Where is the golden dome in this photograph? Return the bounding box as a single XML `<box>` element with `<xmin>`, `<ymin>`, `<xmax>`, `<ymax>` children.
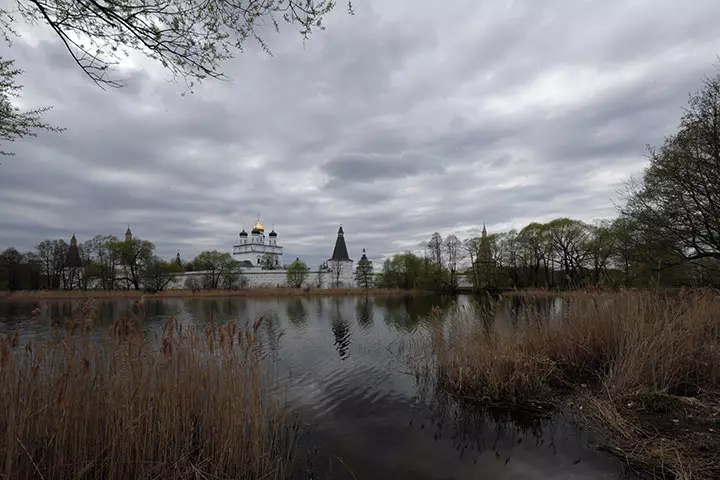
<box><xmin>253</xmin><ymin>220</ymin><xmax>265</xmax><ymax>232</ymax></box>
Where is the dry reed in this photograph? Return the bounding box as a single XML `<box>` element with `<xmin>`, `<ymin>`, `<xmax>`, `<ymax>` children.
<box><xmin>0</xmin><ymin>302</ymin><xmax>296</xmax><ymax>480</ymax></box>
<box><xmin>413</xmin><ymin>290</ymin><xmax>720</xmax><ymax>478</ymax></box>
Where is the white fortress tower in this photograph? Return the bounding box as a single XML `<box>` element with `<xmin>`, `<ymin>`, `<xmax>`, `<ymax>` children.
<box><xmin>232</xmin><ymin>215</ymin><xmax>283</xmax><ymax>268</ymax></box>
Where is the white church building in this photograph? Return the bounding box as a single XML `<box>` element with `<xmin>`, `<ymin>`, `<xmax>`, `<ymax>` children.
<box><xmin>170</xmin><ymin>218</ymin><xmax>359</xmax><ymax>288</ymax></box>
<box><xmin>232</xmin><ymin>217</ymin><xmax>283</xmax><ymax>269</ymax></box>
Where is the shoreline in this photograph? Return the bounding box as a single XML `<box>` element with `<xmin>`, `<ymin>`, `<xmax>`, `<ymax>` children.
<box><xmin>412</xmin><ymin>290</ymin><xmax>720</xmax><ymax>479</ymax></box>
<box><xmin>0</xmin><ymin>287</ymin><xmax>423</xmax><ymax>301</ymax></box>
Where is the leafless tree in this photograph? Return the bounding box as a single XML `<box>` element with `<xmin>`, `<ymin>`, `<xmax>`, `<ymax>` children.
<box><xmin>444</xmin><ymin>234</ymin><xmax>461</xmax><ymax>290</ymax></box>
<box><xmin>427</xmin><ymin>232</ymin><xmax>443</xmax><ymax>267</ymax></box>
<box><xmin>6</xmin><ymin>0</ymin><xmax>352</xmax><ymax>90</ymax></box>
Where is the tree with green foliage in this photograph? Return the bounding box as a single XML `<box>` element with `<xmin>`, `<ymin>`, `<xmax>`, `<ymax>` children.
<box><xmin>192</xmin><ymin>250</ymin><xmax>241</xmax><ymax>289</ymax></box>
<box><xmin>286</xmin><ymin>257</ymin><xmax>309</xmax><ymax>288</ymax></box>
<box><xmin>82</xmin><ymin>235</ymin><xmax>120</xmax><ymax>290</ymax></box>
<box><xmin>142</xmin><ymin>256</ymin><xmax>184</xmax><ymax>292</ymax></box>
<box><xmin>623</xmin><ymin>72</ymin><xmax>720</xmax><ymax>270</ymax></box>
<box><xmin>515</xmin><ymin>222</ymin><xmax>550</xmax><ymax>288</ymax></box>
<box><xmin>419</xmin><ymin>257</ymin><xmax>450</xmax><ymax>291</ymax></box>
<box><xmin>108</xmin><ymin>238</ymin><xmax>155</xmax><ymax>290</ymax></box>
<box><xmin>377</xmin><ymin>252</ymin><xmax>449</xmax><ymax>291</ymax></box>
<box><xmin>379</xmin><ymin>253</ymin><xmax>420</xmax><ymax>290</ymax></box>
<box><xmin>354</xmin><ymin>251</ymin><xmax>374</xmax><ymax>289</ymax></box>
<box><xmin>585</xmin><ymin>220</ymin><xmax>616</xmax><ymax>286</ymax></box>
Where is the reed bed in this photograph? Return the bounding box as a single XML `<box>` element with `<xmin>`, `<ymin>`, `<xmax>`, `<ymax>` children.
<box><xmin>0</xmin><ymin>303</ymin><xmax>296</xmax><ymax>480</ymax></box>
<box><xmin>412</xmin><ymin>290</ymin><xmax>720</xmax><ymax>478</ymax></box>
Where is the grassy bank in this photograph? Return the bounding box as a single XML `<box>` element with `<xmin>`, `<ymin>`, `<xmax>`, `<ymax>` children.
<box><xmin>410</xmin><ymin>290</ymin><xmax>720</xmax><ymax>479</ymax></box>
<box><xmin>0</xmin><ymin>287</ymin><xmax>416</xmax><ymax>301</ymax></box>
<box><xmin>0</xmin><ymin>307</ymin><xmax>295</xmax><ymax>479</ymax></box>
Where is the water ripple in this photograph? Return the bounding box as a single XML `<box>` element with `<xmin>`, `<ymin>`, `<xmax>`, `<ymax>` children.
<box><xmin>2</xmin><ymin>295</ymin><xmax>640</xmax><ymax>480</ymax></box>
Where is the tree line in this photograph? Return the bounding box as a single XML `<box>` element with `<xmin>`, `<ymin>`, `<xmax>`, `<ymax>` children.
<box><xmin>0</xmin><ymin>233</ymin><xmax>247</xmax><ymax>292</ymax></box>
<box><xmin>0</xmin><ymin>233</ymin><xmax>377</xmax><ymax>292</ymax></box>
<box><xmin>379</xmin><ymin>71</ymin><xmax>720</xmax><ymax>292</ymax></box>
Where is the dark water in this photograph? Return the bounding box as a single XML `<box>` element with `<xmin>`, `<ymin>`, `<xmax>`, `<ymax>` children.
<box><xmin>0</xmin><ymin>295</ymin><xmax>635</xmax><ymax>479</ymax></box>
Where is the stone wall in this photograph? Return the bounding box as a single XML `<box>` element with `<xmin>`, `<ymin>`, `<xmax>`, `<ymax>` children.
<box><xmin>76</xmin><ymin>268</ymin><xmax>474</xmax><ymax>291</ymax></box>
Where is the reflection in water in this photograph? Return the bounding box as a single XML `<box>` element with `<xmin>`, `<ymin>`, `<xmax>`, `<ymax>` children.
<box><xmin>182</xmin><ymin>298</ymin><xmax>249</xmax><ymax>325</ymax></box>
<box><xmin>330</xmin><ymin>299</ymin><xmax>351</xmax><ymax>360</ymax></box>
<box><xmin>409</xmin><ymin>363</ymin><xmax>639</xmax><ymax>480</ymax></box>
<box><xmin>355</xmin><ymin>297</ymin><xmax>374</xmax><ymax>331</ymax></box>
<box><xmin>286</xmin><ymin>299</ymin><xmax>309</xmax><ymax>329</ymax></box>
<box><xmin>0</xmin><ymin>294</ymin><xmax>634</xmax><ymax>479</ymax></box>
<box><xmin>259</xmin><ymin>311</ymin><xmax>283</xmax><ymax>362</ymax></box>
<box><xmin>376</xmin><ymin>295</ymin><xmax>456</xmax><ymax>333</ymax></box>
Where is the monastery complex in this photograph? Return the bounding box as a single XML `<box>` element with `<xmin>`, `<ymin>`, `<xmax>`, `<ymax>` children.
<box><xmin>170</xmin><ymin>216</ymin><xmax>359</xmax><ymax>289</ymax></box>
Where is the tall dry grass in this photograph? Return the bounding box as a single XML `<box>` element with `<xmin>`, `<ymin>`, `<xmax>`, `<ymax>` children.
<box><xmin>0</xmin><ymin>304</ymin><xmax>296</xmax><ymax>480</ymax></box>
<box><xmin>423</xmin><ymin>290</ymin><xmax>720</xmax><ymax>403</ymax></box>
<box><xmin>409</xmin><ymin>290</ymin><xmax>720</xmax><ymax>478</ymax></box>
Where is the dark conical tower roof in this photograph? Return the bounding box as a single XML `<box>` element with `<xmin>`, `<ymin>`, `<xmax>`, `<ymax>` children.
<box><xmin>65</xmin><ymin>234</ymin><xmax>82</xmax><ymax>268</ymax></box>
<box><xmin>328</xmin><ymin>225</ymin><xmax>352</xmax><ymax>262</ymax></box>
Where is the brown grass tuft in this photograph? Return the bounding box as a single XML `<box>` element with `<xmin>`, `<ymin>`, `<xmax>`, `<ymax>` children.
<box><xmin>413</xmin><ymin>290</ymin><xmax>720</xmax><ymax>478</ymax></box>
<box><xmin>0</xmin><ymin>307</ymin><xmax>295</xmax><ymax>479</ymax></box>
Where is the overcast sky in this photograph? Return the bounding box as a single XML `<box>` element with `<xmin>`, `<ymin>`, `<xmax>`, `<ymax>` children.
<box><xmin>2</xmin><ymin>0</ymin><xmax>720</xmax><ymax>268</ymax></box>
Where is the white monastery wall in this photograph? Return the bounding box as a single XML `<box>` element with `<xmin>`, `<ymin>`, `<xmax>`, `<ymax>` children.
<box><xmin>167</xmin><ymin>268</ymin><xmax>357</xmax><ymax>290</ymax></box>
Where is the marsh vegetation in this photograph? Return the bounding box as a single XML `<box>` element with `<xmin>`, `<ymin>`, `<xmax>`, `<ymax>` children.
<box><xmin>0</xmin><ymin>303</ymin><xmax>295</xmax><ymax>479</ymax></box>
<box><xmin>406</xmin><ymin>290</ymin><xmax>720</xmax><ymax>479</ymax></box>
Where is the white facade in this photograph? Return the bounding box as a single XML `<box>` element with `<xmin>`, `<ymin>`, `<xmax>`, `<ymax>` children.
<box><xmin>232</xmin><ymin>218</ymin><xmax>282</xmax><ymax>268</ymax></box>
<box><xmin>325</xmin><ymin>259</ymin><xmax>354</xmax><ymax>287</ymax></box>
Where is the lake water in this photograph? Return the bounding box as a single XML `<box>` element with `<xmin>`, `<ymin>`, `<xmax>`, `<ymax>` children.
<box><xmin>0</xmin><ymin>294</ymin><xmax>637</xmax><ymax>479</ymax></box>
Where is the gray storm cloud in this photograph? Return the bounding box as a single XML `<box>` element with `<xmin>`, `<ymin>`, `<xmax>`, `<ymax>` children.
<box><xmin>2</xmin><ymin>0</ymin><xmax>720</xmax><ymax>268</ymax></box>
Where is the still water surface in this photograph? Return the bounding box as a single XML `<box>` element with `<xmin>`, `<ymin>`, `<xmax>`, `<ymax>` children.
<box><xmin>0</xmin><ymin>295</ymin><xmax>636</xmax><ymax>479</ymax></box>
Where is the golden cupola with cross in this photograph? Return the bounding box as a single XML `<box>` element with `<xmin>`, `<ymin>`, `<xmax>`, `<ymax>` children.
<box><xmin>251</xmin><ymin>216</ymin><xmax>265</xmax><ymax>234</ymax></box>
<box><xmin>233</xmin><ymin>214</ymin><xmax>282</xmax><ymax>268</ymax></box>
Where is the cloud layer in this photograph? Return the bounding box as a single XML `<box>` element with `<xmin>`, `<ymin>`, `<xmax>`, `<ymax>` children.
<box><xmin>2</xmin><ymin>0</ymin><xmax>720</xmax><ymax>268</ymax></box>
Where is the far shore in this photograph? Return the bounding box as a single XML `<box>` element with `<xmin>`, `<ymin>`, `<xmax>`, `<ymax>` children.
<box><xmin>0</xmin><ymin>287</ymin><xmax>424</xmax><ymax>301</ymax></box>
